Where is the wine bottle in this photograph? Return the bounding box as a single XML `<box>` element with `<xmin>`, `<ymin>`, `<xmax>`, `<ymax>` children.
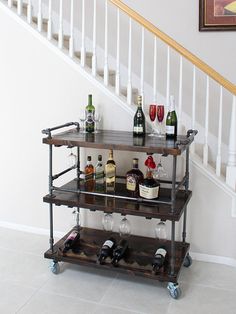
<box><xmin>133</xmin><ymin>95</ymin><xmax>146</xmax><ymax>136</ymax></box>
<box><xmin>63</xmin><ymin>229</ymin><xmax>80</xmax><ymax>253</ymax></box>
<box><xmin>111</xmin><ymin>239</ymin><xmax>128</xmax><ymax>267</ymax></box>
<box><xmin>85</xmin><ymin>94</ymin><xmax>95</xmax><ymax>133</ymax></box>
<box><xmin>105</xmin><ymin>150</ymin><xmax>116</xmax><ymax>192</ymax></box>
<box><xmin>126</xmin><ymin>158</ymin><xmax>144</xmax><ymax>194</ymax></box>
<box><xmin>97</xmin><ymin>237</ymin><xmax>116</xmax><ymax>264</ymax></box>
<box><xmin>95</xmin><ymin>155</ymin><xmax>104</xmax><ymax>186</ymax></box>
<box><xmin>166</xmin><ymin>95</ymin><xmax>178</xmax><ymax>140</ymax></box>
<box><xmin>139</xmin><ymin>156</ymin><xmax>160</xmax><ymax>199</ymax></box>
<box><xmin>152</xmin><ymin>247</ymin><xmax>167</xmax><ymax>273</ymax></box>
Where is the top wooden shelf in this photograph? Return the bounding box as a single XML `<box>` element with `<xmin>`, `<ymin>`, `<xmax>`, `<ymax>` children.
<box><xmin>43</xmin><ymin>128</ymin><xmax>196</xmax><ymax>156</ymax></box>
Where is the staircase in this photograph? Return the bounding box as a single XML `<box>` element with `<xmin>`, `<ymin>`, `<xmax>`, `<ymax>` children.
<box><xmin>1</xmin><ymin>0</ymin><xmax>236</xmax><ymax>208</ymax></box>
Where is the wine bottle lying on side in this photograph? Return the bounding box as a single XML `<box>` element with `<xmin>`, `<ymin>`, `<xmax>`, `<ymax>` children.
<box><xmin>97</xmin><ymin>237</ymin><xmax>116</xmax><ymax>265</ymax></box>
<box><xmin>111</xmin><ymin>239</ymin><xmax>129</xmax><ymax>267</ymax></box>
<box><xmin>62</xmin><ymin>229</ymin><xmax>80</xmax><ymax>254</ymax></box>
<box><xmin>152</xmin><ymin>246</ymin><xmax>167</xmax><ymax>274</ymax></box>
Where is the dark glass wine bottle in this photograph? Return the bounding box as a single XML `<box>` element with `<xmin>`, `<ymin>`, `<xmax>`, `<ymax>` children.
<box><xmin>111</xmin><ymin>239</ymin><xmax>128</xmax><ymax>267</ymax></box>
<box><xmin>166</xmin><ymin>95</ymin><xmax>178</xmax><ymax>140</ymax></box>
<box><xmin>85</xmin><ymin>94</ymin><xmax>95</xmax><ymax>133</ymax></box>
<box><xmin>97</xmin><ymin>237</ymin><xmax>116</xmax><ymax>264</ymax></box>
<box><xmin>152</xmin><ymin>247</ymin><xmax>167</xmax><ymax>273</ymax></box>
<box><xmin>63</xmin><ymin>229</ymin><xmax>80</xmax><ymax>253</ymax></box>
<box><xmin>133</xmin><ymin>95</ymin><xmax>146</xmax><ymax>136</ymax></box>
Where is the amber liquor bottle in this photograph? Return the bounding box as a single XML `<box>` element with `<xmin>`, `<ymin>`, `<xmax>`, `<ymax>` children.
<box><xmin>126</xmin><ymin>158</ymin><xmax>144</xmax><ymax>195</ymax></box>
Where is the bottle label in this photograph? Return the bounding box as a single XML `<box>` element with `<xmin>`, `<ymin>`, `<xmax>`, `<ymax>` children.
<box><xmin>126</xmin><ymin>176</ymin><xmax>136</xmax><ymax>191</ymax></box>
<box><xmin>103</xmin><ymin>240</ymin><xmax>114</xmax><ymax>248</ymax></box>
<box><xmin>166</xmin><ymin>125</ymin><xmax>175</xmax><ymax>135</ymax></box>
<box><xmin>133</xmin><ymin>126</ymin><xmax>143</xmax><ymax>133</ymax></box>
<box><xmin>67</xmin><ymin>231</ymin><xmax>78</xmax><ymax>241</ymax></box>
<box><xmin>155</xmin><ymin>248</ymin><xmax>167</xmax><ymax>257</ymax></box>
<box><xmin>85</xmin><ymin>173</ymin><xmax>93</xmax><ymax>181</ymax></box>
<box><xmin>105</xmin><ymin>164</ymin><xmax>116</xmax><ymax>183</ymax></box>
<box><xmin>95</xmin><ymin>170</ymin><xmax>104</xmax><ymax>181</ymax></box>
<box><xmin>139</xmin><ymin>184</ymin><xmax>159</xmax><ymax>199</ymax></box>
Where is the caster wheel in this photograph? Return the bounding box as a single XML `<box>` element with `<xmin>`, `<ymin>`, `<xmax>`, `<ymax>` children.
<box><xmin>167</xmin><ymin>282</ymin><xmax>181</xmax><ymax>299</ymax></box>
<box><xmin>50</xmin><ymin>261</ymin><xmax>60</xmax><ymax>274</ymax></box>
<box><xmin>183</xmin><ymin>254</ymin><xmax>192</xmax><ymax>268</ymax></box>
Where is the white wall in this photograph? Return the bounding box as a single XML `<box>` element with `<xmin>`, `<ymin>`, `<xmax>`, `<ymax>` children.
<box><xmin>0</xmin><ymin>3</ymin><xmax>236</xmax><ymax>264</ymax></box>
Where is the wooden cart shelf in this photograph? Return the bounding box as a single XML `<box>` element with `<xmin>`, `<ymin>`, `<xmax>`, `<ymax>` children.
<box><xmin>43</xmin><ymin>178</ymin><xmax>192</xmax><ymax>221</ymax></box>
<box><xmin>44</xmin><ymin>227</ymin><xmax>190</xmax><ymax>283</ymax></box>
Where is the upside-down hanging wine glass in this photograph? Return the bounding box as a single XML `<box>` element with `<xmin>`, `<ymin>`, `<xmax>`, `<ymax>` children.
<box><xmin>119</xmin><ymin>216</ymin><xmax>131</xmax><ymax>237</ymax></box>
<box><xmin>155</xmin><ymin>221</ymin><xmax>167</xmax><ymax>240</ymax></box>
<box><xmin>102</xmin><ymin>213</ymin><xmax>114</xmax><ymax>232</ymax></box>
<box><xmin>68</xmin><ymin>148</ymin><xmax>77</xmax><ymax>168</ymax></box>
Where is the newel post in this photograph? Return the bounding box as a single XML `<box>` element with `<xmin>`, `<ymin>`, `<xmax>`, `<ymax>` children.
<box><xmin>226</xmin><ymin>95</ymin><xmax>236</xmax><ymax>191</ymax></box>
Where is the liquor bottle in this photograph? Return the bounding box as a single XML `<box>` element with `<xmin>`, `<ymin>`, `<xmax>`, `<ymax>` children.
<box><xmin>95</xmin><ymin>155</ymin><xmax>104</xmax><ymax>185</ymax></box>
<box><xmin>63</xmin><ymin>229</ymin><xmax>80</xmax><ymax>253</ymax></box>
<box><xmin>126</xmin><ymin>158</ymin><xmax>144</xmax><ymax>194</ymax></box>
<box><xmin>85</xmin><ymin>94</ymin><xmax>95</xmax><ymax>133</ymax></box>
<box><xmin>152</xmin><ymin>246</ymin><xmax>167</xmax><ymax>273</ymax></box>
<box><xmin>105</xmin><ymin>150</ymin><xmax>116</xmax><ymax>191</ymax></box>
<box><xmin>139</xmin><ymin>156</ymin><xmax>160</xmax><ymax>199</ymax></box>
<box><xmin>133</xmin><ymin>95</ymin><xmax>146</xmax><ymax>136</ymax></box>
<box><xmin>111</xmin><ymin>239</ymin><xmax>129</xmax><ymax>266</ymax></box>
<box><xmin>97</xmin><ymin>237</ymin><xmax>116</xmax><ymax>264</ymax></box>
<box><xmin>85</xmin><ymin>156</ymin><xmax>94</xmax><ymax>181</ymax></box>
<box><xmin>166</xmin><ymin>95</ymin><xmax>178</xmax><ymax>140</ymax></box>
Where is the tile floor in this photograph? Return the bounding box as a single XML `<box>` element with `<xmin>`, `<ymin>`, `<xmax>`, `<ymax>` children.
<box><xmin>1</xmin><ymin>227</ymin><xmax>236</xmax><ymax>314</ymax></box>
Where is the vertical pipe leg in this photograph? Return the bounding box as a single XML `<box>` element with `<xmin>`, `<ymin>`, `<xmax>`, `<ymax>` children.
<box><xmin>182</xmin><ymin>147</ymin><xmax>189</xmax><ymax>243</ymax></box>
<box><xmin>170</xmin><ymin>221</ymin><xmax>175</xmax><ymax>276</ymax></box>
<box><xmin>49</xmin><ymin>144</ymin><xmax>54</xmax><ymax>252</ymax></box>
<box><xmin>77</xmin><ymin>146</ymin><xmax>81</xmax><ymax>227</ymax></box>
<box><xmin>170</xmin><ymin>156</ymin><xmax>177</xmax><ymax>276</ymax></box>
<box><xmin>49</xmin><ymin>203</ymin><xmax>54</xmax><ymax>252</ymax></box>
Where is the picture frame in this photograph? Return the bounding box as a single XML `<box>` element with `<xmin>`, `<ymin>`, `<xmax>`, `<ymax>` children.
<box><xmin>199</xmin><ymin>0</ymin><xmax>236</xmax><ymax>31</ymax></box>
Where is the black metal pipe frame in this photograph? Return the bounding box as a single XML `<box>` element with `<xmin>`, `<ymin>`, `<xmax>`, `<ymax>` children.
<box><xmin>170</xmin><ymin>156</ymin><xmax>177</xmax><ymax>276</ymax></box>
<box><xmin>42</xmin><ymin>122</ymin><xmax>80</xmax><ymax>139</ymax></box>
<box><xmin>182</xmin><ymin>147</ymin><xmax>190</xmax><ymax>244</ymax></box>
<box><xmin>76</xmin><ymin>146</ymin><xmax>80</xmax><ymax>227</ymax></box>
<box><xmin>49</xmin><ymin>144</ymin><xmax>54</xmax><ymax>253</ymax></box>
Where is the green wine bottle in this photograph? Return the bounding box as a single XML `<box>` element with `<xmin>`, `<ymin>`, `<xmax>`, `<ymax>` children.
<box><xmin>133</xmin><ymin>95</ymin><xmax>146</xmax><ymax>136</ymax></box>
<box><xmin>85</xmin><ymin>94</ymin><xmax>95</xmax><ymax>133</ymax></box>
<box><xmin>166</xmin><ymin>95</ymin><xmax>177</xmax><ymax>140</ymax></box>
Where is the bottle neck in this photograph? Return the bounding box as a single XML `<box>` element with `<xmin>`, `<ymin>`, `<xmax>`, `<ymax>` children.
<box><xmin>88</xmin><ymin>95</ymin><xmax>92</xmax><ymax>106</ymax></box>
<box><xmin>169</xmin><ymin>96</ymin><xmax>175</xmax><ymax>112</ymax></box>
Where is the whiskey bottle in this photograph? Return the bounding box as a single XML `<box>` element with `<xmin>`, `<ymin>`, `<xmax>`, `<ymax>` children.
<box><xmin>105</xmin><ymin>150</ymin><xmax>116</xmax><ymax>192</ymax></box>
<box><xmin>85</xmin><ymin>156</ymin><xmax>94</xmax><ymax>181</ymax></box>
<box><xmin>85</xmin><ymin>94</ymin><xmax>95</xmax><ymax>133</ymax></box>
<box><xmin>133</xmin><ymin>95</ymin><xmax>146</xmax><ymax>136</ymax></box>
<box><xmin>95</xmin><ymin>155</ymin><xmax>104</xmax><ymax>185</ymax></box>
<box><xmin>126</xmin><ymin>158</ymin><xmax>144</xmax><ymax>194</ymax></box>
<box><xmin>97</xmin><ymin>237</ymin><xmax>116</xmax><ymax>265</ymax></box>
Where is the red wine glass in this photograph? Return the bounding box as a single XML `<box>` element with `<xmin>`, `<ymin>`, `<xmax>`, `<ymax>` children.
<box><xmin>156</xmin><ymin>104</ymin><xmax>165</xmax><ymax>137</ymax></box>
<box><xmin>148</xmin><ymin>104</ymin><xmax>157</xmax><ymax>136</ymax></box>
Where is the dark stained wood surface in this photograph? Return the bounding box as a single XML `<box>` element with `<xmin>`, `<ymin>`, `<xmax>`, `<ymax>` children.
<box><xmin>44</xmin><ymin>227</ymin><xmax>189</xmax><ymax>283</ymax></box>
<box><xmin>43</xmin><ymin>179</ymin><xmax>192</xmax><ymax>221</ymax></box>
<box><xmin>43</xmin><ymin>129</ymin><xmax>194</xmax><ymax>155</ymax></box>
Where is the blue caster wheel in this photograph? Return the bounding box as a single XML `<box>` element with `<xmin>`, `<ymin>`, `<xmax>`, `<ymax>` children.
<box><xmin>184</xmin><ymin>254</ymin><xmax>193</xmax><ymax>268</ymax></box>
<box><xmin>167</xmin><ymin>282</ymin><xmax>181</xmax><ymax>299</ymax></box>
<box><xmin>50</xmin><ymin>261</ymin><xmax>60</xmax><ymax>274</ymax></box>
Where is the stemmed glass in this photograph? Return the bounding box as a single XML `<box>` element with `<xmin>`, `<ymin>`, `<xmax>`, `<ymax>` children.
<box><xmin>155</xmin><ymin>221</ymin><xmax>167</xmax><ymax>240</ymax></box>
<box><xmin>153</xmin><ymin>157</ymin><xmax>167</xmax><ymax>179</ymax></box>
<box><xmin>94</xmin><ymin>113</ymin><xmax>101</xmax><ymax>133</ymax></box>
<box><xmin>119</xmin><ymin>216</ymin><xmax>131</xmax><ymax>237</ymax></box>
<box><xmin>156</xmin><ymin>104</ymin><xmax>165</xmax><ymax>138</ymax></box>
<box><xmin>148</xmin><ymin>104</ymin><xmax>157</xmax><ymax>137</ymax></box>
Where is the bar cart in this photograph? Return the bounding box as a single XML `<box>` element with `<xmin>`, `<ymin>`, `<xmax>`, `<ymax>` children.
<box><xmin>42</xmin><ymin>122</ymin><xmax>197</xmax><ymax>299</ymax></box>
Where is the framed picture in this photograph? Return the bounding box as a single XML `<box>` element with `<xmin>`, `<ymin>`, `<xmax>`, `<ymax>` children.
<box><xmin>199</xmin><ymin>0</ymin><xmax>236</xmax><ymax>30</ymax></box>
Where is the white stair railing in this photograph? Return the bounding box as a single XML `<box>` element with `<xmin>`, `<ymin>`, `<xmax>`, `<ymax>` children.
<box><xmin>4</xmin><ymin>0</ymin><xmax>236</xmax><ymax>192</ymax></box>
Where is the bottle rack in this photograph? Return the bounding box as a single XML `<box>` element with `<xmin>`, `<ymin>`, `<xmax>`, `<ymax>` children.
<box><xmin>42</xmin><ymin>122</ymin><xmax>197</xmax><ymax>299</ymax></box>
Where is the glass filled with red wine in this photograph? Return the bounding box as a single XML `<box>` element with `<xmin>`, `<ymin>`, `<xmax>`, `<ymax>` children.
<box><xmin>148</xmin><ymin>104</ymin><xmax>157</xmax><ymax>137</ymax></box>
<box><xmin>156</xmin><ymin>104</ymin><xmax>165</xmax><ymax>137</ymax></box>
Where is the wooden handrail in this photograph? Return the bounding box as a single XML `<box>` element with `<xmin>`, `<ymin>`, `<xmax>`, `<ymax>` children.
<box><xmin>109</xmin><ymin>0</ymin><xmax>236</xmax><ymax>96</ymax></box>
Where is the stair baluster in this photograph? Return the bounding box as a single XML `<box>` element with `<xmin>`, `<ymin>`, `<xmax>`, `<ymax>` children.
<box><xmin>104</xmin><ymin>0</ymin><xmax>109</xmax><ymax>85</ymax></box>
<box><xmin>153</xmin><ymin>36</ymin><xmax>157</xmax><ymax>104</ymax></box>
<box><xmin>216</xmin><ymin>86</ymin><xmax>223</xmax><ymax>177</ymax></box>
<box><xmin>115</xmin><ymin>7</ymin><xmax>120</xmax><ymax>95</ymax></box>
<box><xmin>178</xmin><ymin>56</ymin><xmax>183</xmax><ymax>134</ymax></box>
<box><xmin>81</xmin><ymin>0</ymin><xmax>86</xmax><ymax>66</ymax></box>
<box><xmin>203</xmin><ymin>75</ymin><xmax>210</xmax><ymax>166</ymax></box>
<box><xmin>140</xmin><ymin>26</ymin><xmax>145</xmax><ymax>103</ymax></box>
<box><xmin>37</xmin><ymin>0</ymin><xmax>42</xmax><ymax>32</ymax></box>
<box><xmin>191</xmin><ymin>65</ymin><xmax>196</xmax><ymax>154</ymax></box>
<box><xmin>69</xmin><ymin>0</ymin><xmax>74</xmax><ymax>58</ymax></box>
<box><xmin>92</xmin><ymin>0</ymin><xmax>97</xmax><ymax>76</ymax></box>
<box><xmin>166</xmin><ymin>46</ymin><xmax>170</xmax><ymax>107</ymax></box>
<box><xmin>17</xmin><ymin>0</ymin><xmax>22</xmax><ymax>15</ymax></box>
<box><xmin>8</xmin><ymin>0</ymin><xmax>12</xmax><ymax>8</ymax></box>
<box><xmin>58</xmin><ymin>0</ymin><xmax>63</xmax><ymax>49</ymax></box>
<box><xmin>27</xmin><ymin>0</ymin><xmax>32</xmax><ymax>24</ymax></box>
<box><xmin>47</xmin><ymin>0</ymin><xmax>52</xmax><ymax>40</ymax></box>
<box><xmin>127</xmin><ymin>17</ymin><xmax>132</xmax><ymax>105</ymax></box>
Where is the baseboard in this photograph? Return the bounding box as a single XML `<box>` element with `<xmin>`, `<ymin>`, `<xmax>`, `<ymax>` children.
<box><xmin>0</xmin><ymin>220</ymin><xmax>235</xmax><ymax>268</ymax></box>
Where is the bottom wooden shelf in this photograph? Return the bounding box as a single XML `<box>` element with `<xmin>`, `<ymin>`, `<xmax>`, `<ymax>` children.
<box><xmin>44</xmin><ymin>227</ymin><xmax>189</xmax><ymax>283</ymax></box>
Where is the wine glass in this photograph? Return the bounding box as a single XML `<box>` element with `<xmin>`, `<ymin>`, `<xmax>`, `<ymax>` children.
<box><xmin>148</xmin><ymin>104</ymin><xmax>157</xmax><ymax>137</ymax></box>
<box><xmin>70</xmin><ymin>209</ymin><xmax>80</xmax><ymax>228</ymax></box>
<box><xmin>94</xmin><ymin>113</ymin><xmax>101</xmax><ymax>133</ymax></box>
<box><xmin>67</xmin><ymin>148</ymin><xmax>77</xmax><ymax>168</ymax></box>
<box><xmin>102</xmin><ymin>213</ymin><xmax>114</xmax><ymax>232</ymax></box>
<box><xmin>156</xmin><ymin>104</ymin><xmax>165</xmax><ymax>138</ymax></box>
<box><xmin>155</xmin><ymin>221</ymin><xmax>167</xmax><ymax>240</ymax></box>
<box><xmin>154</xmin><ymin>158</ymin><xmax>167</xmax><ymax>179</ymax></box>
<box><xmin>119</xmin><ymin>216</ymin><xmax>131</xmax><ymax>237</ymax></box>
